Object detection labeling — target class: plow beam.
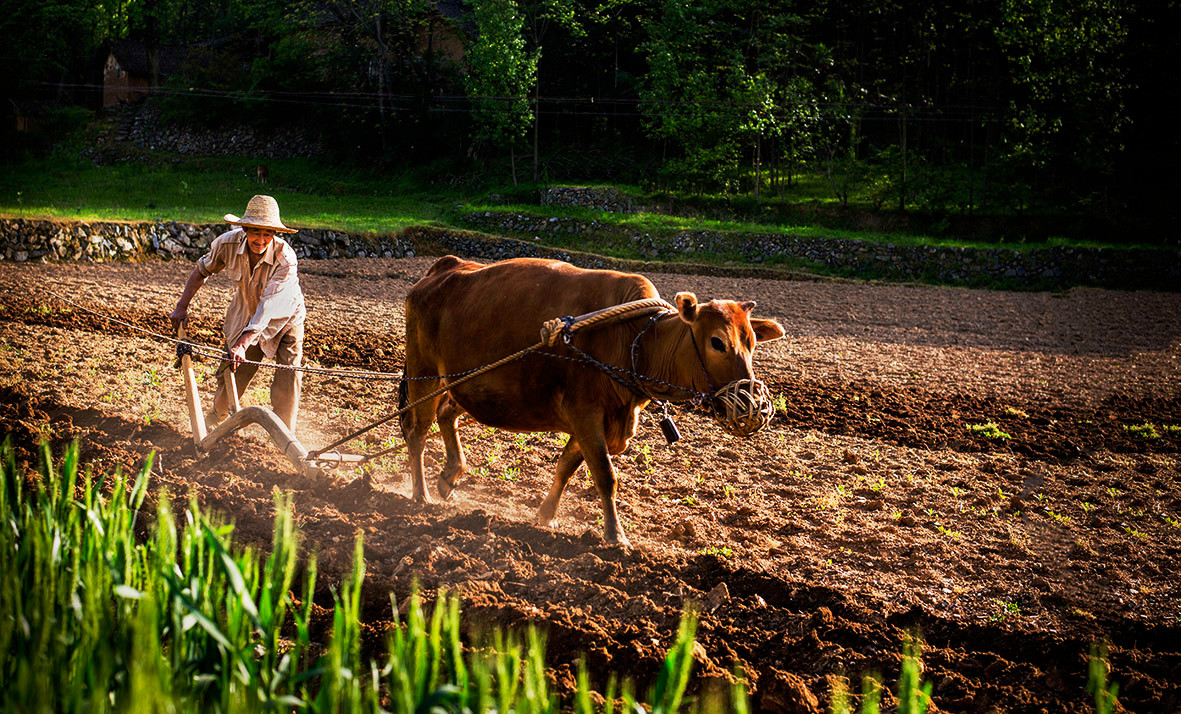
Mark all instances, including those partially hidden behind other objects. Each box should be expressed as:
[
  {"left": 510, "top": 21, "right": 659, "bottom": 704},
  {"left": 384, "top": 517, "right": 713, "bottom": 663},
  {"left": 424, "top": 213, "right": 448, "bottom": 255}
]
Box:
[{"left": 199, "top": 406, "right": 324, "bottom": 478}]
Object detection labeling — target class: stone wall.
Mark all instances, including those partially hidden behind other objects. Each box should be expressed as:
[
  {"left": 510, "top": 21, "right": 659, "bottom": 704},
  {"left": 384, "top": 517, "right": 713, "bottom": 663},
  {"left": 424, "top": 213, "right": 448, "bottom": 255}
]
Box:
[
  {"left": 2, "top": 215, "right": 1177, "bottom": 290},
  {"left": 461, "top": 212, "right": 1181, "bottom": 289},
  {"left": 0, "top": 218, "right": 415, "bottom": 264},
  {"left": 111, "top": 104, "right": 323, "bottom": 159},
  {"left": 541, "top": 186, "right": 638, "bottom": 213}
]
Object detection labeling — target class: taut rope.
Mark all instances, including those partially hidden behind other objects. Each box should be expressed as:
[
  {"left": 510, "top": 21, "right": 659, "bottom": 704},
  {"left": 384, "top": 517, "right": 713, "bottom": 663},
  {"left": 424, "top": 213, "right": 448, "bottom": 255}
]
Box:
[{"left": 307, "top": 297, "right": 675, "bottom": 459}]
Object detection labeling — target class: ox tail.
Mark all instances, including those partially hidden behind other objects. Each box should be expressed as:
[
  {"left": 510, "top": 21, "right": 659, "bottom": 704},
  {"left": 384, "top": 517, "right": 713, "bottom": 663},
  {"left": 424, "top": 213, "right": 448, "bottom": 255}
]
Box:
[{"left": 397, "top": 371, "right": 409, "bottom": 413}]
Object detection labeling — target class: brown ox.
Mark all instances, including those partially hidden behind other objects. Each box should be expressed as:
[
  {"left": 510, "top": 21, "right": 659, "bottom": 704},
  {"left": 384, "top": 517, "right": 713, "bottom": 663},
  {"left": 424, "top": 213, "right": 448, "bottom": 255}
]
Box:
[{"left": 400, "top": 256, "right": 784, "bottom": 545}]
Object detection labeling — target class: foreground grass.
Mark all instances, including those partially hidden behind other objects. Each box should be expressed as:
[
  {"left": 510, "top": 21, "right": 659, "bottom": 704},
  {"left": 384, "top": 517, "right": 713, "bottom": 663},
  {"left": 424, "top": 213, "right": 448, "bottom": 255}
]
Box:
[
  {"left": 0, "top": 436, "right": 719, "bottom": 713},
  {"left": 0, "top": 437, "right": 1123, "bottom": 713}
]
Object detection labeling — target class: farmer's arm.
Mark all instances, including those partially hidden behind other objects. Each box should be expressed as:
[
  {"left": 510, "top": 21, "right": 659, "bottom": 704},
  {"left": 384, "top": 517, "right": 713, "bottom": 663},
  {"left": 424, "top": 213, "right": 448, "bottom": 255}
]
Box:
[
  {"left": 170, "top": 232, "right": 231, "bottom": 330},
  {"left": 169, "top": 265, "right": 208, "bottom": 329}
]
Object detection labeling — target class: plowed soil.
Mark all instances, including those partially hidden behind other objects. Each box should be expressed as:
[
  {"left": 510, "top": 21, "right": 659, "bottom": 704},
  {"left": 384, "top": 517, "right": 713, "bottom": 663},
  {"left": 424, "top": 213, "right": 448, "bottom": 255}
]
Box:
[{"left": 1, "top": 258, "right": 1179, "bottom": 713}]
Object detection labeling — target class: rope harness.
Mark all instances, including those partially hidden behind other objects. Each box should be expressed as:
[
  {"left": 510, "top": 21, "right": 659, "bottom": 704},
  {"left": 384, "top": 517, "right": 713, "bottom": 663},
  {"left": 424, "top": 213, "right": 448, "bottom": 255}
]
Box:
[{"left": 44, "top": 290, "right": 774, "bottom": 465}]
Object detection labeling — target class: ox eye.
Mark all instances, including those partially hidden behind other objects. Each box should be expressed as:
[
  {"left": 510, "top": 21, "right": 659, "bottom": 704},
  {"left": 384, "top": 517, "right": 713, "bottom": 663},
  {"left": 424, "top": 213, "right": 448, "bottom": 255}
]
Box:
[{"left": 710, "top": 336, "right": 726, "bottom": 352}]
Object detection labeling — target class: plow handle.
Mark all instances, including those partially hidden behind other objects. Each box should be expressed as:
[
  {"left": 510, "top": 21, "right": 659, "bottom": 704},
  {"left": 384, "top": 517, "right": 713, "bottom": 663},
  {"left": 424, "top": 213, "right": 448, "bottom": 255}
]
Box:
[{"left": 177, "top": 324, "right": 208, "bottom": 446}]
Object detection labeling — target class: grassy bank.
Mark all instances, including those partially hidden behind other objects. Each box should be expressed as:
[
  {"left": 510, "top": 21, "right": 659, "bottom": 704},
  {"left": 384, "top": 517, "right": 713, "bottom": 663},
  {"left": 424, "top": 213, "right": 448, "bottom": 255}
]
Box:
[
  {"left": 0, "top": 156, "right": 456, "bottom": 234},
  {"left": 0, "top": 155, "right": 1154, "bottom": 254}
]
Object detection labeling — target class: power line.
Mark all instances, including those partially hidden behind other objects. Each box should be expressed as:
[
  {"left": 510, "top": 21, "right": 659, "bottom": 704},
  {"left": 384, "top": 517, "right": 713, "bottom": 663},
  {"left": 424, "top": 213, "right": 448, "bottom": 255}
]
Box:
[{"left": 24, "top": 81, "right": 1011, "bottom": 124}]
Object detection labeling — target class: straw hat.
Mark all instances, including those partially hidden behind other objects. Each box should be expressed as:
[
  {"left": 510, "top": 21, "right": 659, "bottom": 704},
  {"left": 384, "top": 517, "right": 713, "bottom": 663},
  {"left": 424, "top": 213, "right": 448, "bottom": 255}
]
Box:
[{"left": 224, "top": 195, "right": 296, "bottom": 234}]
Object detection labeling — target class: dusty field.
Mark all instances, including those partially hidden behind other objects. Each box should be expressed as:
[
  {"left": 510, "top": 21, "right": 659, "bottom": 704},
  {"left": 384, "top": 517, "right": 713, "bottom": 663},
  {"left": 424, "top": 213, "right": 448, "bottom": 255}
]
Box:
[{"left": 1, "top": 257, "right": 1179, "bottom": 712}]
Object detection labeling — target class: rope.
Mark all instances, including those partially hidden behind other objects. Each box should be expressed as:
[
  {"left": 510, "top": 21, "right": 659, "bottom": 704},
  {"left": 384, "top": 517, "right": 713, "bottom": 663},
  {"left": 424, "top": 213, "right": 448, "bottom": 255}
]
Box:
[
  {"left": 310, "top": 297, "right": 680, "bottom": 460},
  {"left": 39, "top": 289, "right": 748, "bottom": 460}
]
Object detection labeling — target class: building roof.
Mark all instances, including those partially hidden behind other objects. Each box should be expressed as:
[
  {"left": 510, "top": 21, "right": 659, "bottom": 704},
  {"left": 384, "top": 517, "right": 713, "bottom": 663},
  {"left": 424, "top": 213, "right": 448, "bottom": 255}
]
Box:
[{"left": 107, "top": 38, "right": 187, "bottom": 77}]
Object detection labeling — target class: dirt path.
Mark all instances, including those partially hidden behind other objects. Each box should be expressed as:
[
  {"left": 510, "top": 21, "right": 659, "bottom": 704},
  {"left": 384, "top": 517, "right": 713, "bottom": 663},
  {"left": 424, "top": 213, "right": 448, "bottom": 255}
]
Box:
[{"left": 1, "top": 258, "right": 1179, "bottom": 712}]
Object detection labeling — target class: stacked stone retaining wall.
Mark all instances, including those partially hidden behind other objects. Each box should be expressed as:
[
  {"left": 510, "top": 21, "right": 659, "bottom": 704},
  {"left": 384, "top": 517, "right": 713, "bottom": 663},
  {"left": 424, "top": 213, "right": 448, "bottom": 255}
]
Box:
[
  {"left": 0, "top": 218, "right": 415, "bottom": 265},
  {"left": 461, "top": 212, "right": 1181, "bottom": 289},
  {"left": 1, "top": 216, "right": 1177, "bottom": 290},
  {"left": 107, "top": 104, "right": 323, "bottom": 159}
]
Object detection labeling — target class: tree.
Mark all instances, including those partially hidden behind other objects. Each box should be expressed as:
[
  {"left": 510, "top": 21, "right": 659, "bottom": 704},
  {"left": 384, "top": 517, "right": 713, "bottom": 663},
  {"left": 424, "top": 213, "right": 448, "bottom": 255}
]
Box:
[
  {"left": 641, "top": 0, "right": 805, "bottom": 194},
  {"left": 995, "top": 0, "right": 1129, "bottom": 212},
  {"left": 465, "top": 0, "right": 538, "bottom": 185},
  {"left": 517, "top": 0, "right": 582, "bottom": 182}
]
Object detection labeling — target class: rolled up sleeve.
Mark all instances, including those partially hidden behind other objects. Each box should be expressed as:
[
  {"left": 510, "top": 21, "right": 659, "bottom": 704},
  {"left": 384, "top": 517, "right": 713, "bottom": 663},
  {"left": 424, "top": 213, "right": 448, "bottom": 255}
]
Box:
[{"left": 197, "top": 231, "right": 235, "bottom": 277}]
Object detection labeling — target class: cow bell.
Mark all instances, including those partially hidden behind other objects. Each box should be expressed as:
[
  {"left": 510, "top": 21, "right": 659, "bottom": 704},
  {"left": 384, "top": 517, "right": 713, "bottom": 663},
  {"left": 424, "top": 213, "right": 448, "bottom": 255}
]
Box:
[
  {"left": 710, "top": 378, "right": 774, "bottom": 437},
  {"left": 659, "top": 413, "right": 682, "bottom": 445}
]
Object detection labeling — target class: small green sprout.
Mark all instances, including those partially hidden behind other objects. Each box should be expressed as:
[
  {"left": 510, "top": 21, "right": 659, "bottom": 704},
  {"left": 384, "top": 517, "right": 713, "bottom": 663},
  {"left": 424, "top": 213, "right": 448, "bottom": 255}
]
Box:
[
  {"left": 967, "top": 422, "right": 1011, "bottom": 440},
  {"left": 1123, "top": 423, "right": 1160, "bottom": 440},
  {"left": 991, "top": 599, "right": 1021, "bottom": 621}
]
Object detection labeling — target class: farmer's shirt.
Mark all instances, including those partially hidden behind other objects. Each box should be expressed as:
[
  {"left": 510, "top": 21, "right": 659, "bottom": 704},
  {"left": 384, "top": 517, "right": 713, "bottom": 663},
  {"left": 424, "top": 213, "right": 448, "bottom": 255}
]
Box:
[{"left": 197, "top": 228, "right": 306, "bottom": 359}]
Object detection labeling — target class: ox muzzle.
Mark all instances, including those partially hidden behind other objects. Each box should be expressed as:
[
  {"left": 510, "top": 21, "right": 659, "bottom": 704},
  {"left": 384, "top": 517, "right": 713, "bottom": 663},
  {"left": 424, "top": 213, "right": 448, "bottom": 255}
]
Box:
[{"left": 708, "top": 377, "right": 775, "bottom": 437}]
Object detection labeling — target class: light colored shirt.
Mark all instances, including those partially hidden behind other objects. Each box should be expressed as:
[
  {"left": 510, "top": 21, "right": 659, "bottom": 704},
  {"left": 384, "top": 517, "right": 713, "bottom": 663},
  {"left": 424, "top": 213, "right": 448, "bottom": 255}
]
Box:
[{"left": 197, "top": 228, "right": 306, "bottom": 358}]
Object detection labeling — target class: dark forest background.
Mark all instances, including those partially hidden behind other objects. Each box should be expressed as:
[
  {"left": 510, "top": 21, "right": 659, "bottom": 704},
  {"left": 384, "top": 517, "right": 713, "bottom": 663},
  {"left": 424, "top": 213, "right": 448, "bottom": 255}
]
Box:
[{"left": 3, "top": 0, "right": 1178, "bottom": 238}]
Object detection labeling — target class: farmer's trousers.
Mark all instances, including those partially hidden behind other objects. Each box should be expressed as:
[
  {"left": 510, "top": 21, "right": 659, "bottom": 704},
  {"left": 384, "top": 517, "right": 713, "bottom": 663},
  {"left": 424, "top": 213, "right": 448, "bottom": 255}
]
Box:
[{"left": 211, "top": 321, "right": 303, "bottom": 431}]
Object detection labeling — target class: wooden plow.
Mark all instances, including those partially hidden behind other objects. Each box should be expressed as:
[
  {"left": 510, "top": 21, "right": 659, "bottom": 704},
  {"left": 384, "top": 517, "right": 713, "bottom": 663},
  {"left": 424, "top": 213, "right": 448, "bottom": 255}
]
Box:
[
  {"left": 174, "top": 297, "right": 681, "bottom": 477},
  {"left": 176, "top": 325, "right": 364, "bottom": 477}
]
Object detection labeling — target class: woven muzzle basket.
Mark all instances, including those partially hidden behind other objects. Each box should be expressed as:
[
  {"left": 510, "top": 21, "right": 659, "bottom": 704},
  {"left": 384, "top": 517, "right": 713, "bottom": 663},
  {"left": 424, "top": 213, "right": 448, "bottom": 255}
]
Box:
[{"left": 710, "top": 378, "right": 774, "bottom": 437}]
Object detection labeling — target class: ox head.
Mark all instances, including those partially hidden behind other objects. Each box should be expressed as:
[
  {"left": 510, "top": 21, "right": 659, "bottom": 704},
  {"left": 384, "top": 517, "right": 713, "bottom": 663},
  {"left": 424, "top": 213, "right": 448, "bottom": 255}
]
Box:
[{"left": 675, "top": 292, "right": 785, "bottom": 437}]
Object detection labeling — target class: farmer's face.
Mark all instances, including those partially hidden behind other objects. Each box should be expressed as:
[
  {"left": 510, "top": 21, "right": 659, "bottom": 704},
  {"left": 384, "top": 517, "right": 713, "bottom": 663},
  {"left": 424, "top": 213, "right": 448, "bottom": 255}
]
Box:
[{"left": 245, "top": 227, "right": 275, "bottom": 255}]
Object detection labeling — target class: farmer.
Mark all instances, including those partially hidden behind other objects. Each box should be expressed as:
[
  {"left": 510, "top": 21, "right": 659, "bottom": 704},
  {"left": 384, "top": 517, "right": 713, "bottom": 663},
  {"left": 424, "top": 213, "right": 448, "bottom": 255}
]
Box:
[{"left": 169, "top": 195, "right": 306, "bottom": 431}]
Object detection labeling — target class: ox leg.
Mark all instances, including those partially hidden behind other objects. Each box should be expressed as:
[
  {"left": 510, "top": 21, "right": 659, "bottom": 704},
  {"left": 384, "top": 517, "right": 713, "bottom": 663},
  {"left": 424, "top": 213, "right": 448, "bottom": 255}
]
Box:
[
  {"left": 537, "top": 436, "right": 584, "bottom": 528},
  {"left": 436, "top": 397, "right": 467, "bottom": 500},
  {"left": 570, "top": 427, "right": 630, "bottom": 547},
  {"left": 401, "top": 382, "right": 442, "bottom": 504}
]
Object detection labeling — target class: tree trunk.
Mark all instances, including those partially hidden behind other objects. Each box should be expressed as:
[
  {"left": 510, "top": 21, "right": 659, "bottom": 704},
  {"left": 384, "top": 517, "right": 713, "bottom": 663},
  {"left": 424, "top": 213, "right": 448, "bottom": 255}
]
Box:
[
  {"left": 376, "top": 6, "right": 387, "bottom": 153},
  {"left": 754, "top": 136, "right": 761, "bottom": 201},
  {"left": 146, "top": 0, "right": 160, "bottom": 89},
  {"left": 533, "top": 82, "right": 540, "bottom": 183}
]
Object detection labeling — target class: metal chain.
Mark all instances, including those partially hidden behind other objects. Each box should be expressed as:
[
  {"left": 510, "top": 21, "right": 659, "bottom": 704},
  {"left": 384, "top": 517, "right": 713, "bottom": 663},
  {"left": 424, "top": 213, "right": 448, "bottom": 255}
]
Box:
[{"left": 42, "top": 289, "right": 712, "bottom": 464}]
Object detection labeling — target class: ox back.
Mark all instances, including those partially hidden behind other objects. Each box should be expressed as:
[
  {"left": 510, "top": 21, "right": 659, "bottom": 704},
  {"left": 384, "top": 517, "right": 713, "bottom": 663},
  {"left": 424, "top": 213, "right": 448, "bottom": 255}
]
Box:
[{"left": 403, "top": 256, "right": 655, "bottom": 433}]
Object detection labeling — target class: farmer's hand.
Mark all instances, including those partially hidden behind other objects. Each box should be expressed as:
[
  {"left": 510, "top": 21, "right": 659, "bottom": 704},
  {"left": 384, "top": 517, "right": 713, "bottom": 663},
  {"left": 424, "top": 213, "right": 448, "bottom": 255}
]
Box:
[
  {"left": 169, "top": 305, "right": 188, "bottom": 331},
  {"left": 228, "top": 331, "right": 256, "bottom": 371}
]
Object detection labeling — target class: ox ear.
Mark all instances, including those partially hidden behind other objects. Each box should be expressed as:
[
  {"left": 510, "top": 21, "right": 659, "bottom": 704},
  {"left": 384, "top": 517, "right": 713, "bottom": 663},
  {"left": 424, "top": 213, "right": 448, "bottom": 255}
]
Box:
[
  {"left": 674, "top": 292, "right": 699, "bottom": 323},
  {"left": 740, "top": 301, "right": 756, "bottom": 313},
  {"left": 750, "top": 317, "right": 785, "bottom": 343}
]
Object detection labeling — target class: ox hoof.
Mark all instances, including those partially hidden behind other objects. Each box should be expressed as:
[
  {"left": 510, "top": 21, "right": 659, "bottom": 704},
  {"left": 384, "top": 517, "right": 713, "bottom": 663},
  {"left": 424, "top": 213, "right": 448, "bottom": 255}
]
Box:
[
  {"left": 412, "top": 489, "right": 431, "bottom": 504},
  {"left": 605, "top": 533, "right": 632, "bottom": 548},
  {"left": 436, "top": 477, "right": 456, "bottom": 500},
  {"left": 536, "top": 512, "right": 557, "bottom": 529}
]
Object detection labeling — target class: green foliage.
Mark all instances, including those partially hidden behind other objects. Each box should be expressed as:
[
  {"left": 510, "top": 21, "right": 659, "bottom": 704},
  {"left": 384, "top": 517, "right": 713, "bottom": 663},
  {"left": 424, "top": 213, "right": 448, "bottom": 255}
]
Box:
[
  {"left": 641, "top": 0, "right": 804, "bottom": 193},
  {"left": 897, "top": 634, "right": 933, "bottom": 714},
  {"left": 995, "top": 0, "right": 1129, "bottom": 208},
  {"left": 0, "top": 436, "right": 721, "bottom": 713},
  {"left": 1087, "top": 644, "right": 1120, "bottom": 714},
  {"left": 465, "top": 0, "right": 538, "bottom": 181},
  {"left": 1122, "top": 422, "right": 1161, "bottom": 441}
]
